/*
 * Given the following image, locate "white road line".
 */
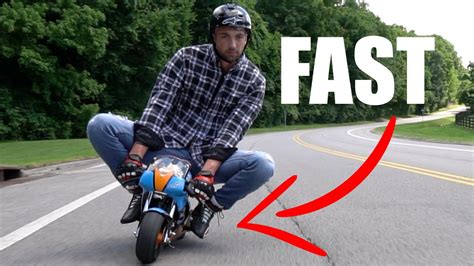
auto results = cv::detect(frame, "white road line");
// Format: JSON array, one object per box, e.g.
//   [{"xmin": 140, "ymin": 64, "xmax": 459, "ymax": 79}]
[
  {"xmin": 347, "ymin": 127, "xmax": 474, "ymax": 153},
  {"xmin": 88, "ymin": 163, "xmax": 106, "ymax": 169},
  {"xmin": 0, "ymin": 182, "xmax": 120, "ymax": 251}
]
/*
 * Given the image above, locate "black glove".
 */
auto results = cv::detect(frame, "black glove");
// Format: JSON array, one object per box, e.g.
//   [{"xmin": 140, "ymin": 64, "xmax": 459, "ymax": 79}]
[
  {"xmin": 116, "ymin": 154, "xmax": 145, "ymax": 194},
  {"xmin": 187, "ymin": 170, "xmax": 215, "ymax": 201}
]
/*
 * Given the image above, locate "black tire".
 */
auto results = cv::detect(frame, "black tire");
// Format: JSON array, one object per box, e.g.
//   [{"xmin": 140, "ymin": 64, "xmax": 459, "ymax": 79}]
[{"xmin": 135, "ymin": 212, "xmax": 166, "ymax": 264}]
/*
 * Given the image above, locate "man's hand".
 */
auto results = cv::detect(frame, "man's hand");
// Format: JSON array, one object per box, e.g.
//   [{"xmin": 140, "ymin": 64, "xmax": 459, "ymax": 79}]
[
  {"xmin": 116, "ymin": 154, "xmax": 145, "ymax": 193},
  {"xmin": 187, "ymin": 170, "xmax": 215, "ymax": 201}
]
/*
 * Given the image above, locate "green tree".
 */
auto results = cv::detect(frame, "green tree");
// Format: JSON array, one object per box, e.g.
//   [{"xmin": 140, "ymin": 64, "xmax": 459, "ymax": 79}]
[
  {"xmin": 0, "ymin": 1, "xmax": 107, "ymax": 140},
  {"xmin": 458, "ymin": 63, "xmax": 474, "ymax": 110},
  {"xmin": 0, "ymin": 0, "xmax": 468, "ymax": 139},
  {"xmin": 91, "ymin": 0, "xmax": 195, "ymax": 118},
  {"xmin": 0, "ymin": 0, "xmax": 195, "ymax": 140},
  {"xmin": 424, "ymin": 35, "xmax": 462, "ymax": 112}
]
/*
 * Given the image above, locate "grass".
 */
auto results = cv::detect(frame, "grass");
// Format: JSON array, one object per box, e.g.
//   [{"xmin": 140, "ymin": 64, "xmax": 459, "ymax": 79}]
[
  {"xmin": 0, "ymin": 121, "xmax": 371, "ymax": 169},
  {"xmin": 374, "ymin": 116, "xmax": 474, "ymax": 144},
  {"xmin": 436, "ymin": 104, "xmax": 461, "ymax": 112},
  {"xmin": 1, "ymin": 117, "xmax": 471, "ymax": 169},
  {"xmin": 0, "ymin": 139, "xmax": 98, "ymax": 168}
]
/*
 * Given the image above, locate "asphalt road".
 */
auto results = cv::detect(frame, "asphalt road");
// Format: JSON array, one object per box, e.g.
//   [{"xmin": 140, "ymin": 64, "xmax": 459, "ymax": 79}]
[{"xmin": 1, "ymin": 115, "xmax": 473, "ymax": 265}]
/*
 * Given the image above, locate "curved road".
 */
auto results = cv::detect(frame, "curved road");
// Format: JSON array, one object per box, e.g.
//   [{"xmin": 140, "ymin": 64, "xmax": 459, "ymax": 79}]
[{"xmin": 1, "ymin": 115, "xmax": 472, "ymax": 265}]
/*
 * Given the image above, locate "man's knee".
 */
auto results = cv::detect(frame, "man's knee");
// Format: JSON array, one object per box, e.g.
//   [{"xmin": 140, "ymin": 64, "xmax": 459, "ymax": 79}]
[
  {"xmin": 87, "ymin": 113, "xmax": 110, "ymax": 137},
  {"xmin": 86, "ymin": 113, "xmax": 124, "ymax": 140},
  {"xmin": 249, "ymin": 151, "xmax": 275, "ymax": 184}
]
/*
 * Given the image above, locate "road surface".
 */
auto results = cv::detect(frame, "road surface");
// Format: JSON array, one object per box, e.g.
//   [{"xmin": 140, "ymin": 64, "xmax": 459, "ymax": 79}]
[{"xmin": 1, "ymin": 114, "xmax": 472, "ymax": 265}]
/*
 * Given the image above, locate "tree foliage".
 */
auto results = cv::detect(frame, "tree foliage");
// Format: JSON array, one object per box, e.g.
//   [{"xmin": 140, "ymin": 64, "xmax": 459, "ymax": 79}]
[
  {"xmin": 457, "ymin": 63, "xmax": 474, "ymax": 110},
  {"xmin": 1, "ymin": 1, "xmax": 107, "ymax": 139},
  {"xmin": 0, "ymin": 0, "xmax": 468, "ymax": 140}
]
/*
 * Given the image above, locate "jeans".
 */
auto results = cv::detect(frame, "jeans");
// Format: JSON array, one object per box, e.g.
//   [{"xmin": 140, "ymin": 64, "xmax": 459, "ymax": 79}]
[{"xmin": 86, "ymin": 113, "xmax": 275, "ymax": 210}]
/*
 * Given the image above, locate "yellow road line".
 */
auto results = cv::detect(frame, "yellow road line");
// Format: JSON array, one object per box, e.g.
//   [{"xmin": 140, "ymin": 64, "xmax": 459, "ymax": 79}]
[{"xmin": 293, "ymin": 134, "xmax": 474, "ymax": 187}]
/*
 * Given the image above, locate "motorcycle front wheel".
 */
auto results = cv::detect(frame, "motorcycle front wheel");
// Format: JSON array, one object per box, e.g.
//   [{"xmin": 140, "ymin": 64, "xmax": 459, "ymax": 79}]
[{"xmin": 135, "ymin": 212, "xmax": 166, "ymax": 264}]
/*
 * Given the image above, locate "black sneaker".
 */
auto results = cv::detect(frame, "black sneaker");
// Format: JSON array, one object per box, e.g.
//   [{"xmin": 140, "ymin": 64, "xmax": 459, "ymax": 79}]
[
  {"xmin": 120, "ymin": 193, "xmax": 142, "ymax": 224},
  {"xmin": 190, "ymin": 203, "xmax": 216, "ymax": 238}
]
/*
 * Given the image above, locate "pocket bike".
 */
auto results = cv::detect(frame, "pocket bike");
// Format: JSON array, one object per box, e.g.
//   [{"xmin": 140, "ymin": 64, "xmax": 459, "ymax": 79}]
[{"xmin": 134, "ymin": 155, "xmax": 195, "ymax": 263}]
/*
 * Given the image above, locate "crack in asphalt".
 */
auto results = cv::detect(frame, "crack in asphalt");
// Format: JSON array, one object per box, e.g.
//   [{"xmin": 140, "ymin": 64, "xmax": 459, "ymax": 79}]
[
  {"xmin": 249, "ymin": 137, "xmax": 336, "ymax": 264},
  {"xmin": 263, "ymin": 183, "xmax": 336, "ymax": 265}
]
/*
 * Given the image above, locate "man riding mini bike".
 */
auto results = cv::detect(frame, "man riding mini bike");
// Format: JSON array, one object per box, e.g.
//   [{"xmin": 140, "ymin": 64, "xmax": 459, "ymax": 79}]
[{"xmin": 87, "ymin": 3, "xmax": 275, "ymax": 263}]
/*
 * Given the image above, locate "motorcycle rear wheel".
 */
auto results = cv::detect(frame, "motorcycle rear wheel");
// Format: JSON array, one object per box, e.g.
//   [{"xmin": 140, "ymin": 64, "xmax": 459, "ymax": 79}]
[{"xmin": 135, "ymin": 212, "xmax": 166, "ymax": 264}]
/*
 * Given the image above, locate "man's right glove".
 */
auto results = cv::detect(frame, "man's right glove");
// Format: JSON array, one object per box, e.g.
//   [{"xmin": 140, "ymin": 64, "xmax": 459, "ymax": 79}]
[
  {"xmin": 187, "ymin": 170, "xmax": 215, "ymax": 201},
  {"xmin": 116, "ymin": 154, "xmax": 145, "ymax": 194}
]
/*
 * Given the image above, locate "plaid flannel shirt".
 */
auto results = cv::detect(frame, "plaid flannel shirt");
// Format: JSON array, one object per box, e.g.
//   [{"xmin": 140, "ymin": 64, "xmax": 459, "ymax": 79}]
[{"xmin": 135, "ymin": 44, "xmax": 266, "ymax": 166}]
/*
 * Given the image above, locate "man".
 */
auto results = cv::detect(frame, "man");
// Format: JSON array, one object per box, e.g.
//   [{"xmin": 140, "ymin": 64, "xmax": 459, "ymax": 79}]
[{"xmin": 87, "ymin": 3, "xmax": 274, "ymax": 238}]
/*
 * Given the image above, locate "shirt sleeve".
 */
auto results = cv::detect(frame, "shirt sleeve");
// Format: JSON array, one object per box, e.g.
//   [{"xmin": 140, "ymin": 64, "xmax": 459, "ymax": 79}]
[
  {"xmin": 135, "ymin": 48, "xmax": 185, "ymax": 136},
  {"xmin": 212, "ymin": 74, "xmax": 266, "ymax": 148}
]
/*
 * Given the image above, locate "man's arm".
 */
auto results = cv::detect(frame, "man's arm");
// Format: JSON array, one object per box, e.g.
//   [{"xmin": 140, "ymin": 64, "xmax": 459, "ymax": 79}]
[
  {"xmin": 211, "ymin": 79, "xmax": 265, "ymax": 149},
  {"xmin": 134, "ymin": 48, "xmax": 186, "ymax": 145},
  {"xmin": 188, "ymin": 81, "xmax": 264, "ymax": 201},
  {"xmin": 115, "ymin": 49, "xmax": 185, "ymax": 190},
  {"xmin": 201, "ymin": 159, "xmax": 222, "ymax": 176},
  {"xmin": 129, "ymin": 142, "xmax": 149, "ymax": 160},
  {"xmin": 201, "ymin": 77, "xmax": 265, "ymax": 175}
]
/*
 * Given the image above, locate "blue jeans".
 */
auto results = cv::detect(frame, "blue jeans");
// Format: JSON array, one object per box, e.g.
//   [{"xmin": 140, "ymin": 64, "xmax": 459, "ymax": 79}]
[{"xmin": 86, "ymin": 113, "xmax": 275, "ymax": 210}]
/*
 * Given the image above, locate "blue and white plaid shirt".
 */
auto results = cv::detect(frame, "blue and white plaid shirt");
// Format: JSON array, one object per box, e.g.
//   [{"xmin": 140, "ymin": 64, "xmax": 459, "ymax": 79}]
[{"xmin": 135, "ymin": 44, "xmax": 266, "ymax": 166}]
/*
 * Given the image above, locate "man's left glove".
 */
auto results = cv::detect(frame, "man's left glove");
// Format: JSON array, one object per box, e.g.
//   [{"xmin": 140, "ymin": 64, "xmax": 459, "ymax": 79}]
[
  {"xmin": 187, "ymin": 170, "xmax": 215, "ymax": 201},
  {"xmin": 116, "ymin": 154, "xmax": 145, "ymax": 194}
]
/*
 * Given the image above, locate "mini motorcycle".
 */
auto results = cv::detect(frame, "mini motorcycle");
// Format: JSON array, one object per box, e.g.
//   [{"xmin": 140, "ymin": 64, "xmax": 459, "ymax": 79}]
[{"xmin": 134, "ymin": 155, "xmax": 194, "ymax": 263}]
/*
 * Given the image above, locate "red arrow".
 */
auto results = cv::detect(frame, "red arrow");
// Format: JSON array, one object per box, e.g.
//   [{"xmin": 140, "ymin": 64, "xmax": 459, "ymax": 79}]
[{"xmin": 237, "ymin": 116, "xmax": 396, "ymax": 256}]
